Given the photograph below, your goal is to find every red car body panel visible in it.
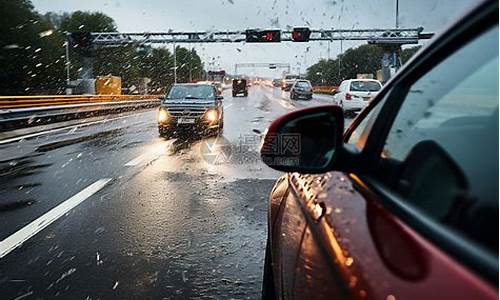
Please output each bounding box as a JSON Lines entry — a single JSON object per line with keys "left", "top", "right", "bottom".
{"left": 268, "top": 172, "right": 497, "bottom": 300}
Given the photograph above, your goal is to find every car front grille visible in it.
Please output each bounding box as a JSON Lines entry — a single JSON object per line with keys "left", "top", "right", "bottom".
{"left": 162, "top": 100, "right": 214, "bottom": 117}
{"left": 167, "top": 107, "right": 207, "bottom": 117}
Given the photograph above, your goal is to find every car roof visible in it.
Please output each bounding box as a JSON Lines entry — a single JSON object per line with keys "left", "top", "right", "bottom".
{"left": 173, "top": 83, "right": 212, "bottom": 87}
{"left": 346, "top": 79, "right": 380, "bottom": 82}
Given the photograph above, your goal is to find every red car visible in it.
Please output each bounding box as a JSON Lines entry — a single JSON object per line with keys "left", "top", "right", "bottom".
{"left": 260, "top": 1, "right": 498, "bottom": 299}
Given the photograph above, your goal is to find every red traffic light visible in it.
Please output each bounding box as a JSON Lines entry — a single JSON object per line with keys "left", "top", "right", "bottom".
{"left": 245, "top": 29, "right": 281, "bottom": 43}
{"left": 292, "top": 27, "right": 311, "bottom": 42}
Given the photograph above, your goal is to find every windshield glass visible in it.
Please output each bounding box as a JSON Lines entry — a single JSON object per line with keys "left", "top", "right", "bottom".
{"left": 350, "top": 81, "right": 382, "bottom": 92}
{"left": 296, "top": 81, "right": 311, "bottom": 88}
{"left": 167, "top": 85, "right": 215, "bottom": 99}
{"left": 0, "top": 0, "right": 487, "bottom": 298}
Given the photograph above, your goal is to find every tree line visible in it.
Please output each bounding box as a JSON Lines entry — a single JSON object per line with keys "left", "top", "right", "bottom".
{"left": 306, "top": 44, "right": 421, "bottom": 86}
{"left": 0, "top": 0, "right": 205, "bottom": 95}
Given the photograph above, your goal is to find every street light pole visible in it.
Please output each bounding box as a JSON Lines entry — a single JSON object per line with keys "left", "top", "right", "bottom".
{"left": 396, "top": 0, "right": 399, "bottom": 28}
{"left": 338, "top": 39, "right": 343, "bottom": 80}
{"left": 327, "top": 40, "right": 331, "bottom": 60}
{"left": 173, "top": 41, "right": 177, "bottom": 83}
{"left": 65, "top": 40, "right": 70, "bottom": 84}
{"left": 189, "top": 47, "right": 193, "bottom": 82}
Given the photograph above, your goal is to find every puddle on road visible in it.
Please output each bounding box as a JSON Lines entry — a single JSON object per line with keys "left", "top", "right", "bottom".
{"left": 0, "top": 159, "right": 51, "bottom": 179}
{"left": 0, "top": 198, "right": 37, "bottom": 212}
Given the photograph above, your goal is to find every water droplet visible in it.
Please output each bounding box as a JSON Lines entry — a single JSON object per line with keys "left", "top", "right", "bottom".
{"left": 39, "top": 29, "right": 54, "bottom": 38}
{"left": 345, "top": 256, "right": 354, "bottom": 267}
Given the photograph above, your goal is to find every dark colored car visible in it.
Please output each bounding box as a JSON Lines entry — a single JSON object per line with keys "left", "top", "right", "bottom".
{"left": 158, "top": 83, "right": 223, "bottom": 137}
{"left": 260, "top": 1, "right": 498, "bottom": 299}
{"left": 290, "top": 80, "right": 313, "bottom": 100}
{"left": 232, "top": 78, "right": 248, "bottom": 97}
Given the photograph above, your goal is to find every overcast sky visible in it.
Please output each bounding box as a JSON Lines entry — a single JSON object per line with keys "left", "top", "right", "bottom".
{"left": 32, "top": 0, "right": 476, "bottom": 77}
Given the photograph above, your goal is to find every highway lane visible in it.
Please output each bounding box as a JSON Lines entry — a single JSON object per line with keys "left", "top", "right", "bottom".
{"left": 0, "top": 85, "right": 336, "bottom": 299}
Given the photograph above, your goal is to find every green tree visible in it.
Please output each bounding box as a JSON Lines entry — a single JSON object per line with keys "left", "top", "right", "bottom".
{"left": 59, "top": 11, "right": 116, "bottom": 32}
{"left": 307, "top": 44, "right": 382, "bottom": 86}
{"left": 0, "top": 0, "right": 66, "bottom": 95}
{"left": 340, "top": 44, "right": 382, "bottom": 80}
{"left": 1, "top": 6, "right": 206, "bottom": 95}
{"left": 56, "top": 11, "right": 118, "bottom": 80}
{"left": 307, "top": 44, "right": 423, "bottom": 87}
{"left": 56, "top": 10, "right": 207, "bottom": 93}
{"left": 401, "top": 46, "right": 422, "bottom": 64}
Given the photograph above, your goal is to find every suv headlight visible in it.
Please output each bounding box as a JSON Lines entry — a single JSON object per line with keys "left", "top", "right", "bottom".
{"left": 158, "top": 107, "right": 170, "bottom": 123}
{"left": 204, "top": 109, "right": 219, "bottom": 123}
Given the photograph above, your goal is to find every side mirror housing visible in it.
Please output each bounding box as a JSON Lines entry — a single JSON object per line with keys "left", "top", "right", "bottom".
{"left": 260, "top": 105, "right": 345, "bottom": 174}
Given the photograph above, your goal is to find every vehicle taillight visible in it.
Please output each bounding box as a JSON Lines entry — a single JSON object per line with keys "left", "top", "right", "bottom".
{"left": 345, "top": 92, "right": 352, "bottom": 100}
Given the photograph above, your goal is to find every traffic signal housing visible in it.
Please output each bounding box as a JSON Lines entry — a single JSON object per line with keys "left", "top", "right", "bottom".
{"left": 292, "top": 27, "right": 311, "bottom": 42}
{"left": 245, "top": 29, "right": 281, "bottom": 43}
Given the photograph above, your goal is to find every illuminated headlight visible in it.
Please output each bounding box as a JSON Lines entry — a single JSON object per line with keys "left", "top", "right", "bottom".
{"left": 204, "top": 109, "right": 219, "bottom": 123}
{"left": 158, "top": 107, "right": 170, "bottom": 123}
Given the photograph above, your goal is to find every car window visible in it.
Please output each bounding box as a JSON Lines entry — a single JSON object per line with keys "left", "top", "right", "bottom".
{"left": 350, "top": 81, "right": 381, "bottom": 92}
{"left": 338, "top": 81, "right": 346, "bottom": 92}
{"left": 167, "top": 85, "right": 215, "bottom": 99}
{"left": 347, "top": 94, "right": 387, "bottom": 147}
{"left": 381, "top": 25, "right": 499, "bottom": 253}
{"left": 296, "top": 81, "right": 311, "bottom": 88}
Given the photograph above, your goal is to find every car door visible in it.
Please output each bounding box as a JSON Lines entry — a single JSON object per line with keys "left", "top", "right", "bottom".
{"left": 270, "top": 183, "right": 308, "bottom": 300}
{"left": 290, "top": 3, "right": 498, "bottom": 300}
{"left": 334, "top": 81, "right": 346, "bottom": 104}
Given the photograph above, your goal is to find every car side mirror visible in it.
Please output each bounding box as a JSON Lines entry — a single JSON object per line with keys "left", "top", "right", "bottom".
{"left": 216, "top": 95, "right": 223, "bottom": 100}
{"left": 260, "top": 105, "right": 344, "bottom": 173}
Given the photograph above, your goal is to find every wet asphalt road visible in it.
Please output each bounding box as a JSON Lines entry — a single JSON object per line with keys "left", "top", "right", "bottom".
{"left": 0, "top": 85, "right": 336, "bottom": 299}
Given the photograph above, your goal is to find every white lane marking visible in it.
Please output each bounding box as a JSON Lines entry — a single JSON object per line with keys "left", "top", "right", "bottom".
{"left": 0, "top": 112, "right": 147, "bottom": 145}
{"left": 0, "top": 178, "right": 112, "bottom": 259}
{"left": 125, "top": 140, "right": 175, "bottom": 167}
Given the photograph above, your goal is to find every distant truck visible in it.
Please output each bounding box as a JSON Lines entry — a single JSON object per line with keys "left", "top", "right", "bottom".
{"left": 96, "top": 75, "right": 121, "bottom": 95}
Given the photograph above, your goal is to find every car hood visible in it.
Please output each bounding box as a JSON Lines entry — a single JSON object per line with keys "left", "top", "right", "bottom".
{"left": 162, "top": 99, "right": 216, "bottom": 110}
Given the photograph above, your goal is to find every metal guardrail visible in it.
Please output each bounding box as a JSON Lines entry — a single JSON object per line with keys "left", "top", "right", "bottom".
{"left": 0, "top": 95, "right": 162, "bottom": 132}
{"left": 0, "top": 95, "right": 160, "bottom": 109}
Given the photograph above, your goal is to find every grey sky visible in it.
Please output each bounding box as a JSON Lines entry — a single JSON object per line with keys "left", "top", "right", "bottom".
{"left": 32, "top": 0, "right": 476, "bottom": 77}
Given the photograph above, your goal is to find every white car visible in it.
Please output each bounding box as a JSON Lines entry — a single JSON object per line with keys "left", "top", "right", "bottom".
{"left": 333, "top": 79, "right": 382, "bottom": 114}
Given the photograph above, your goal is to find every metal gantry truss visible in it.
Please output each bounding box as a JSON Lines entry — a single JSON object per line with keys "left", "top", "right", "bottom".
{"left": 89, "top": 28, "right": 432, "bottom": 47}
{"left": 235, "top": 63, "right": 291, "bottom": 75}
{"left": 72, "top": 28, "right": 433, "bottom": 84}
